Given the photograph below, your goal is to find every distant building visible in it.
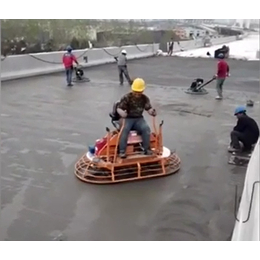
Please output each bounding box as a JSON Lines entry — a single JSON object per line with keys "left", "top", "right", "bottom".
{"left": 173, "top": 26, "right": 212, "bottom": 39}
{"left": 172, "top": 28, "right": 187, "bottom": 39}
{"left": 234, "top": 19, "right": 253, "bottom": 29}
{"left": 184, "top": 25, "right": 219, "bottom": 38}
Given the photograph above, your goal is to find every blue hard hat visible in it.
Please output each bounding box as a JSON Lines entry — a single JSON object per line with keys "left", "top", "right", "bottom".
{"left": 234, "top": 106, "right": 246, "bottom": 115}
{"left": 66, "top": 45, "right": 72, "bottom": 51}
{"left": 218, "top": 53, "right": 224, "bottom": 59}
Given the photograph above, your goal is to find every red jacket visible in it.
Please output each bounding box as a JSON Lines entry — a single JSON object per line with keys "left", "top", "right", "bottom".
{"left": 62, "top": 52, "right": 78, "bottom": 68}
{"left": 217, "top": 60, "right": 229, "bottom": 78}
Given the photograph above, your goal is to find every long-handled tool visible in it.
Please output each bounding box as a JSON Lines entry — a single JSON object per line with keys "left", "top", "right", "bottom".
{"left": 196, "top": 77, "right": 215, "bottom": 91}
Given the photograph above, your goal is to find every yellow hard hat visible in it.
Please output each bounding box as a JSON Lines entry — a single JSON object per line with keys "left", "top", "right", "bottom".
{"left": 131, "top": 78, "right": 146, "bottom": 92}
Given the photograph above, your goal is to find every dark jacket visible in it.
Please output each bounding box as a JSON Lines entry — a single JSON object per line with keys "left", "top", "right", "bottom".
{"left": 234, "top": 115, "right": 259, "bottom": 144}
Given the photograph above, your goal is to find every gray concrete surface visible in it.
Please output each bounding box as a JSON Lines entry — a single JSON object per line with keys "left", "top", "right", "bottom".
{"left": 1, "top": 56, "right": 259, "bottom": 241}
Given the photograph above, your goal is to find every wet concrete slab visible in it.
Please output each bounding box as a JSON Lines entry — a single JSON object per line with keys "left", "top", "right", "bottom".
{"left": 1, "top": 56, "right": 259, "bottom": 241}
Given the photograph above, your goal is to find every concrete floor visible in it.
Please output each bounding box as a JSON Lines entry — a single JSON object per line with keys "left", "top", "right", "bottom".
{"left": 1, "top": 56, "right": 259, "bottom": 241}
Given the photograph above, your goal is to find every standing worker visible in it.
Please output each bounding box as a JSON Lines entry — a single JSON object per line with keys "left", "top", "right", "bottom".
{"left": 168, "top": 38, "right": 174, "bottom": 56}
{"left": 214, "top": 53, "right": 230, "bottom": 100}
{"left": 62, "top": 45, "right": 79, "bottom": 87}
{"left": 116, "top": 49, "right": 132, "bottom": 86}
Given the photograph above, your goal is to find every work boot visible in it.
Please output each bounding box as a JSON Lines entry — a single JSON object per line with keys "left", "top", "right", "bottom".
{"left": 228, "top": 145, "right": 240, "bottom": 153}
{"left": 119, "top": 152, "right": 127, "bottom": 159}
{"left": 144, "top": 149, "right": 153, "bottom": 156}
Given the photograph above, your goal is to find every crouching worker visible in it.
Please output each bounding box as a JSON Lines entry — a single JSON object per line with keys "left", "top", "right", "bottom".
{"left": 116, "top": 78, "right": 157, "bottom": 158}
{"left": 228, "top": 106, "right": 259, "bottom": 153}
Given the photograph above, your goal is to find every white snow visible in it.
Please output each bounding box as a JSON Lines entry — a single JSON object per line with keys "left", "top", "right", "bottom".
{"left": 173, "top": 34, "right": 259, "bottom": 61}
{"left": 156, "top": 49, "right": 168, "bottom": 57}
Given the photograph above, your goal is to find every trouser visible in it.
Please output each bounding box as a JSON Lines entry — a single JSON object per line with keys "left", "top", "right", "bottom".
{"left": 216, "top": 78, "right": 225, "bottom": 97}
{"left": 230, "top": 130, "right": 254, "bottom": 151}
{"left": 65, "top": 67, "right": 73, "bottom": 84}
{"left": 118, "top": 65, "right": 132, "bottom": 84}
{"left": 119, "top": 117, "right": 151, "bottom": 153}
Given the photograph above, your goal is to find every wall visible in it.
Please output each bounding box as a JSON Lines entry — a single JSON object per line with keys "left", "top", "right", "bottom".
{"left": 1, "top": 44, "right": 158, "bottom": 81}
{"left": 0, "top": 35, "right": 244, "bottom": 82}
{"left": 232, "top": 139, "right": 260, "bottom": 241}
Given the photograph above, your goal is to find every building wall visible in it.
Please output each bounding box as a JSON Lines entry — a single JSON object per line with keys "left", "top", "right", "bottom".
{"left": 173, "top": 28, "right": 187, "bottom": 39}
{"left": 179, "top": 27, "right": 209, "bottom": 38}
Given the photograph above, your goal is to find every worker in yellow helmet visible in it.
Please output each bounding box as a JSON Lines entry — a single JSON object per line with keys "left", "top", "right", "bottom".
{"left": 116, "top": 78, "right": 157, "bottom": 158}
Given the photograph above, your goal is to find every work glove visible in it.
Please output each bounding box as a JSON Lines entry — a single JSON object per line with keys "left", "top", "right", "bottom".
{"left": 150, "top": 108, "right": 157, "bottom": 117}
{"left": 120, "top": 110, "right": 128, "bottom": 118}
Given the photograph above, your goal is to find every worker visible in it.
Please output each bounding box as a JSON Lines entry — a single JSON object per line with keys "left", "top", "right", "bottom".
{"left": 228, "top": 106, "right": 259, "bottom": 153}
{"left": 214, "top": 53, "right": 230, "bottom": 100}
{"left": 62, "top": 45, "right": 78, "bottom": 87}
{"left": 168, "top": 38, "right": 174, "bottom": 56}
{"left": 116, "top": 78, "right": 157, "bottom": 158}
{"left": 221, "top": 45, "right": 230, "bottom": 57}
{"left": 116, "top": 49, "right": 132, "bottom": 85}
{"left": 214, "top": 45, "right": 230, "bottom": 59}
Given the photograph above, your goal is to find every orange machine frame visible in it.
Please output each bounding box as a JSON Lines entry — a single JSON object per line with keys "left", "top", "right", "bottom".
{"left": 74, "top": 117, "right": 181, "bottom": 184}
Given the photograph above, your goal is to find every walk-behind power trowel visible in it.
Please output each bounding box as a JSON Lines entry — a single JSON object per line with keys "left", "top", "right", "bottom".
{"left": 72, "top": 65, "right": 90, "bottom": 83}
{"left": 185, "top": 77, "right": 215, "bottom": 95}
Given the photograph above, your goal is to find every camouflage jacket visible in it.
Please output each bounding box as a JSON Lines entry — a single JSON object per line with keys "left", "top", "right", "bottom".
{"left": 118, "top": 92, "right": 152, "bottom": 118}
